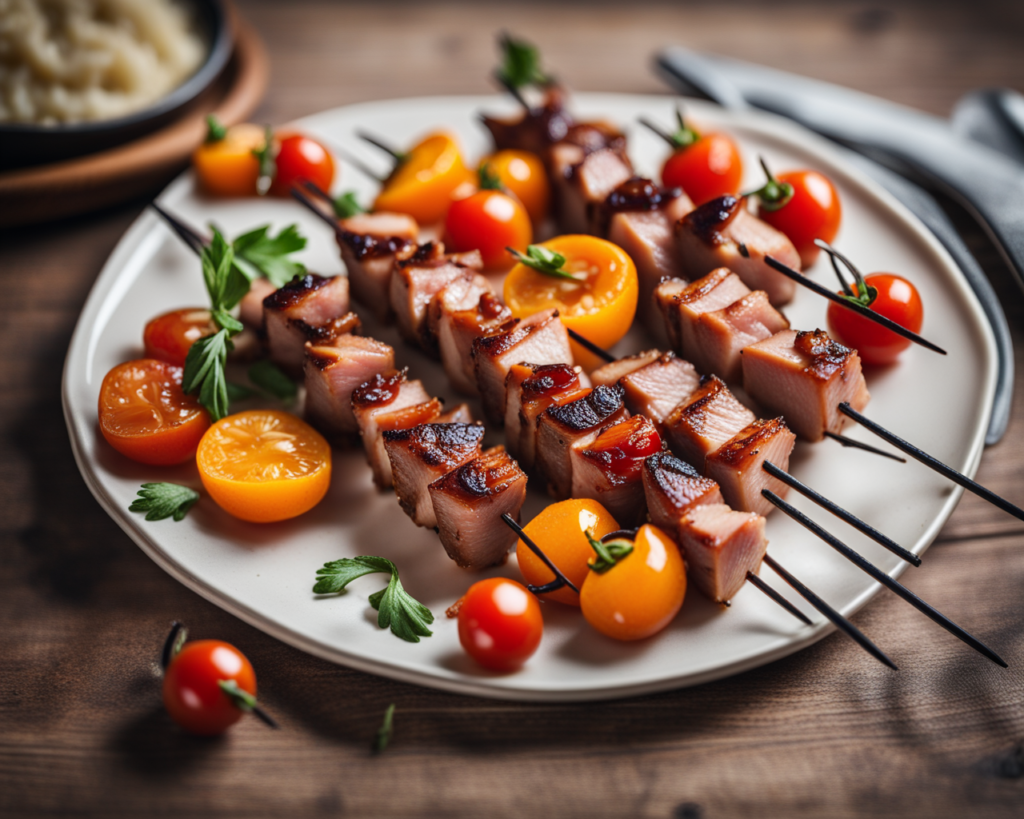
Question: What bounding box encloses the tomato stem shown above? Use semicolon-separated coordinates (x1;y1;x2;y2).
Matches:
816;240;878;305
478;163;504;191
585;529;634;574
507;245;579;281
638;108;699;151
252;126;276;196
743;156;794;211
160;621;188;671
205;115;227;144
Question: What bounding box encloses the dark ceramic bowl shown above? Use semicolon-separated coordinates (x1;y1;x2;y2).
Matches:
0;0;233;172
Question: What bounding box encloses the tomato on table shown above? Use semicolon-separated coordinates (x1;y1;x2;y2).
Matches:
503;235;638;371
98;359;210;465
457;577;543;672
444;167;532;271
516;499;620;606
372;131;472;225
751;165;842;268
196;409;332;523
143;308;216;367
269;133;336;197
827;272;924;365
193;121;267;197
163;639;257;736
478;150;550;225
580;524;686;641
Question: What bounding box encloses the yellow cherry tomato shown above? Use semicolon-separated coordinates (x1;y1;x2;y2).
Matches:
372;131;472;225
192;123;266;197
503;235;639;371
580;524;686;641
479;150;550;225
196;410;331;523
516;499;620;607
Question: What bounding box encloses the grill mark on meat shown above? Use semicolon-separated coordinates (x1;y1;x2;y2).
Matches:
289;312;361;345
382;422;485;468
263;273;331;310
338;230;414;261
710;417;790;467
794;329;855;381
434;447;525;502
545;384;626;432
679;195;742;247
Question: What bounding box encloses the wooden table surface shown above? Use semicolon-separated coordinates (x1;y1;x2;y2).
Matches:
3;2;1024;816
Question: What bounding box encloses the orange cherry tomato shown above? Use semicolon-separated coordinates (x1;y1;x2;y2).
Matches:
98;359;211;466
503;235;638;371
444;188;532;272
662;132;744;206
516;499;620;607
196;409;331;523
757;170;842;267
163;639;257;736
143;308;216;367
192;123;266;197
458;578;543;672
479;150;550;225
580;524;686;641
827;273;924;365
269;133;335;197
373;132;472;225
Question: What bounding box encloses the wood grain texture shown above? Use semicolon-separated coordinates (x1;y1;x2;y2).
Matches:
2;2;1024;817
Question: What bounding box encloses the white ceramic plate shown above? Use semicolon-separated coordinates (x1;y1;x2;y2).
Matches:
63;94;997;701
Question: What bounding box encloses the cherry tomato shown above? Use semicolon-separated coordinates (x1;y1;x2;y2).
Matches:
757;170;842;267
163;639;257;736
479;150;550;225
458;578;543;672
662;133;744;206
192;123;266;197
143;308;216;367
580;524;686;641
373;132;472;225
516;499;620;607
503;235;638;371
827;273;924;365
444;188;532;272
98;359;211;465
269;133;336;197
196;409;332;523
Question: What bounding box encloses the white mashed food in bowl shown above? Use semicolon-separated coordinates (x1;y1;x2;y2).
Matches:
0;0;206;125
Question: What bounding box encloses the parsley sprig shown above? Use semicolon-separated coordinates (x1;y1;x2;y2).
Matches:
231;224;308;288
508;244;580;281
313;556;434;642
248;359;297;401
497;32;549;90
130;483;200;522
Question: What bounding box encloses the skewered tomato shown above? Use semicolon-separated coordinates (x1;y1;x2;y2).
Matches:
478;150;550;225
444;170;532;271
457;578;543;672
373;132;472;225
196;410;331;523
98;359;210;465
753;167;842;267
193;122;266;197
503;236;638;370
580;524;686;641
827;273;923;365
269;133;336;197
516;499;620;607
143;308;216;367
662;133;744;206
163;639;257;736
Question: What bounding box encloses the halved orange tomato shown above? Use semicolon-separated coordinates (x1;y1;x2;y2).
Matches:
98;359;211;465
196;410;331;523
503;235;638;370
372;132;472;225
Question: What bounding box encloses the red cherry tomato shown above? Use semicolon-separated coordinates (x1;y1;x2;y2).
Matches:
143;308;216;367
457;578;543;672
269;133;335;197
757;170;842;267
444;188;532;271
827;273;923;365
661;133;743;206
162;639;257;736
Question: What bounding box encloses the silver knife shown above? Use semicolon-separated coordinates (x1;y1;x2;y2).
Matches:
653;46;1014;444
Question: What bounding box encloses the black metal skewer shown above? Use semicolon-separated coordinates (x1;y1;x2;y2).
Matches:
356;130;405;163
763;255;947;355
838;403;1024;522
762;490;1007;667
744;572;813;626
151;202;208;253
762;460;921;567
500;513;580;595
823;430;906;462
291;187;345;235
762;553;897;669
566;327;616;363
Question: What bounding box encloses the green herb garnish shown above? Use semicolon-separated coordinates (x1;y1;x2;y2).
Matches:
497;32;549;89
129;483;200;522
231;223;307;288
508;244;579;281
313;556;434;643
205;115;227;143
373;703;396;753
248;359;297;401
585;529;634;574
332;191;367;219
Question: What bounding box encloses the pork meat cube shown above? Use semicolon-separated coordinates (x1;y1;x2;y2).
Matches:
504;362;588;469
654;277;689;350
642;451;724;538
263;274;352;376
336;211;418;321
663;374;756;468
433;281;510;394
589;349;662;388
678;503;768;603
239;277;278;329
706;417;796;517
555;147;634;234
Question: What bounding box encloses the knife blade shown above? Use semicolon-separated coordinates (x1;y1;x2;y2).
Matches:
653;46;1014;444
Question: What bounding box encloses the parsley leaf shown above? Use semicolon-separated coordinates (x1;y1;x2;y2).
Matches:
231;224;308;288
248;359;297;401
373;703;396;753
129;483;200;522
202;227;249;312
497;33;549;89
332;191;366;219
509;244;580;281
183;328;233;421
313;556;434;642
